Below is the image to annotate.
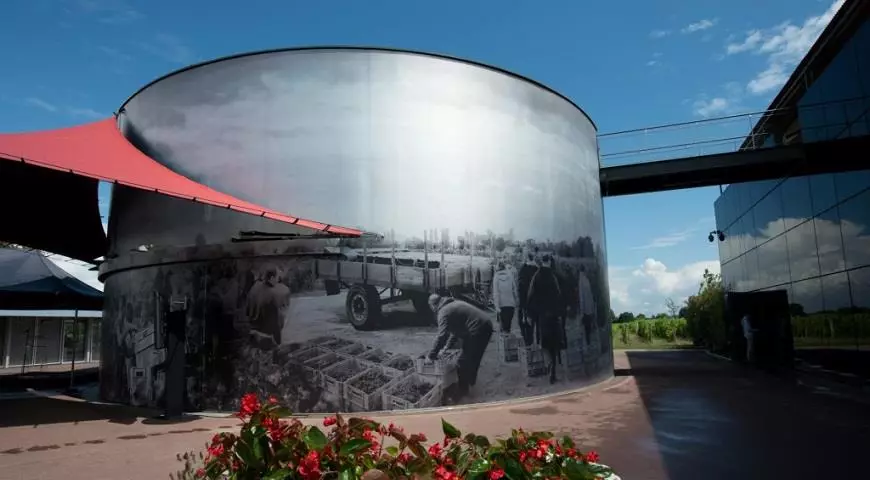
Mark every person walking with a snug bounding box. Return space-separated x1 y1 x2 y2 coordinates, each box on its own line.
577 264 597 346
741 313 758 364
517 253 539 346
427 294 494 399
492 261 518 333
526 254 566 384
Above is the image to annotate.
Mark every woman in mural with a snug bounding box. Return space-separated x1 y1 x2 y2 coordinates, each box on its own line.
577 264 597 346
517 252 539 346
492 261 518 333
526 254 566 384
245 267 291 347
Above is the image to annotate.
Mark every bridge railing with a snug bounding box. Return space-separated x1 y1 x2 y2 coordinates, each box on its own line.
597 96 870 167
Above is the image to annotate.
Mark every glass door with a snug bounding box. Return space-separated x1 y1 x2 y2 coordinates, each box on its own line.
62 318 87 363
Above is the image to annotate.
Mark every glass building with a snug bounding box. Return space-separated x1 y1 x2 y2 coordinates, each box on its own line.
714 2 870 375
0 311 102 370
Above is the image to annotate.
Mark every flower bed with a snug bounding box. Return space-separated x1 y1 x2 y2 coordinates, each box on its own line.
174 393 620 479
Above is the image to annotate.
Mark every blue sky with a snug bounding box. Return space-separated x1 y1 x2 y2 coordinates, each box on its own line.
0 0 844 314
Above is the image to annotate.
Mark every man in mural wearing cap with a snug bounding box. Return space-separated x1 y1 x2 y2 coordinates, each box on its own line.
427 293 494 399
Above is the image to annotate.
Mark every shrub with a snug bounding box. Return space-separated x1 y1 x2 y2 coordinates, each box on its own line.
174 394 618 480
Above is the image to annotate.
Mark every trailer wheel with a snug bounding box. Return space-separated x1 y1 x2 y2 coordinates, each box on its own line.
346 285 381 330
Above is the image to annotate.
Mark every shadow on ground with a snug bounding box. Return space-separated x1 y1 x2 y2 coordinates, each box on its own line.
624 350 870 480
0 397 199 428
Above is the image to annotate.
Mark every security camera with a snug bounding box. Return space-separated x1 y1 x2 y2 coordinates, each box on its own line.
718 231 725 242
708 233 715 243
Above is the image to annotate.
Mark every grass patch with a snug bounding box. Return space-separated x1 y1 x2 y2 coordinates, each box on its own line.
613 337 695 350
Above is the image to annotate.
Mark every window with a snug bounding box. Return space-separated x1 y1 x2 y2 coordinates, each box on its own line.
757 235 790 288
837 188 870 270
810 174 837 216
815 207 845 275
787 220 820 281
834 169 870 203
791 277 824 315
780 176 812 230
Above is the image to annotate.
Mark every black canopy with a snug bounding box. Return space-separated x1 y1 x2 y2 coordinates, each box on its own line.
0 248 102 310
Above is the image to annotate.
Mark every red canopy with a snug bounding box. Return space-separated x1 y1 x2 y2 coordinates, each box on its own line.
0 118 361 259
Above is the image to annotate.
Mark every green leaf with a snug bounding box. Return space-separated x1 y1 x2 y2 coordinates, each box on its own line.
303 426 328 451
559 435 575 449
565 458 592 480
271 406 293 418
262 469 293 480
441 418 461 439
468 458 491 475
339 469 354 480
340 438 372 456
386 446 399 456
503 457 525 480
473 435 491 447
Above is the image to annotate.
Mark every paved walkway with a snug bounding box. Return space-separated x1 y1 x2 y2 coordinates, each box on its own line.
0 350 867 480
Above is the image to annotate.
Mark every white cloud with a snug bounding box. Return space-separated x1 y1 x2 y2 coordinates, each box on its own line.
138 33 195 65
68 107 106 119
609 258 720 315
631 228 696 250
650 29 671 39
682 19 717 34
725 0 845 95
25 97 58 112
23 97 105 119
70 0 143 24
693 97 731 117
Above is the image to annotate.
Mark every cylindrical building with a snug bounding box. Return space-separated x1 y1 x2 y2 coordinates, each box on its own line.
99 47 612 413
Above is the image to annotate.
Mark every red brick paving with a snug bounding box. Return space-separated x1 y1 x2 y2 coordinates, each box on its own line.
0 350 866 480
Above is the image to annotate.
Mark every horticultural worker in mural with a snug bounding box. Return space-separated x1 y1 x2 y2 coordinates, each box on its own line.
245 267 291 347
426 293 494 399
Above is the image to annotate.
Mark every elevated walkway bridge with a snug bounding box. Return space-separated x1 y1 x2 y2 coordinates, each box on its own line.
599 96 870 196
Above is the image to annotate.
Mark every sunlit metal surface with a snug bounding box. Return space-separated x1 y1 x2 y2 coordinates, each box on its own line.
113 48 603 253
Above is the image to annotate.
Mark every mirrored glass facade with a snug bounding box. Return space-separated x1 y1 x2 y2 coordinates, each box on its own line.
714 17 870 375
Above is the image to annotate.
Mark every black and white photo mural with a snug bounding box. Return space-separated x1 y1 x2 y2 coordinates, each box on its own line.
99 47 612 413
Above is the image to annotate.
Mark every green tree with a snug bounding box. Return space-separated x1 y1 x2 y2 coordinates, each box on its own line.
636 313 647 320
665 297 680 318
684 269 727 351
616 311 635 323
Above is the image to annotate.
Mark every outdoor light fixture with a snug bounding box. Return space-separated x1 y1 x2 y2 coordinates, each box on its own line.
708 230 725 243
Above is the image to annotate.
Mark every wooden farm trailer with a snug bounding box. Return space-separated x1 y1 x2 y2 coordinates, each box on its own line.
315 245 494 330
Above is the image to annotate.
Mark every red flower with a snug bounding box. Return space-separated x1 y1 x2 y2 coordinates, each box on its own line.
428 442 443 457
415 432 425 441
206 443 224 458
323 416 337 427
268 396 278 404
519 451 528 462
195 468 205 478
238 393 261 418
585 451 600 463
397 452 412 464
489 468 505 480
567 448 577 458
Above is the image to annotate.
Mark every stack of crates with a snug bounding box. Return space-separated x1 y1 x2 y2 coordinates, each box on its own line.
518 345 548 377
414 349 459 390
344 364 403 412
381 373 442 410
496 332 521 363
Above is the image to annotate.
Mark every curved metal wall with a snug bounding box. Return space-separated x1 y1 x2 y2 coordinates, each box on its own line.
102 48 612 412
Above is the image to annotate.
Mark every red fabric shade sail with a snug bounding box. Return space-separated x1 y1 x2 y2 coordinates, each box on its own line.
0 118 362 240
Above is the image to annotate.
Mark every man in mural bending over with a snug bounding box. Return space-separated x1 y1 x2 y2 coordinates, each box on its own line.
427 293 494 399
246 267 291 347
